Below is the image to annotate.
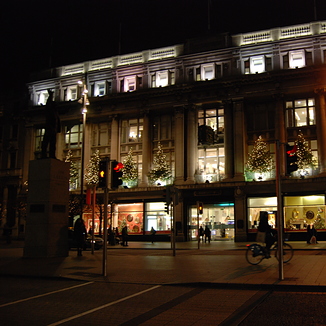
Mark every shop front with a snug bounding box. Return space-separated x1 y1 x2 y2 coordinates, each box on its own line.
81 200 172 239
247 194 326 241
188 202 235 241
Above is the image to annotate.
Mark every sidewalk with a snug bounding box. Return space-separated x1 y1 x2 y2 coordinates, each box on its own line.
1 240 326 289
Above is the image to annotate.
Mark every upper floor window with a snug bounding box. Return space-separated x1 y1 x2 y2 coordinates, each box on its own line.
283 50 305 69
198 108 224 145
94 82 106 97
92 122 110 147
65 124 83 148
153 115 174 141
121 119 143 143
37 90 49 105
188 64 215 82
120 76 140 92
67 86 78 101
290 50 305 68
202 64 214 80
244 56 268 74
35 128 45 152
151 71 175 88
286 98 315 127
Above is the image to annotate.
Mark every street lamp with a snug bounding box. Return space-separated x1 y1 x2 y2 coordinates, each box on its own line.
78 81 90 218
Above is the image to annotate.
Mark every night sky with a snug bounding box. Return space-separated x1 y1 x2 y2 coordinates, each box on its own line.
2 0 326 95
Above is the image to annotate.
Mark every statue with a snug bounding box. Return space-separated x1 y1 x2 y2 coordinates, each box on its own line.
41 89 61 159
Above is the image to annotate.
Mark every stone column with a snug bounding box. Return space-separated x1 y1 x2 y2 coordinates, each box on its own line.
223 100 234 180
110 116 119 161
185 106 196 184
234 187 247 242
140 113 150 187
315 89 326 175
274 94 286 176
174 107 185 185
232 99 245 181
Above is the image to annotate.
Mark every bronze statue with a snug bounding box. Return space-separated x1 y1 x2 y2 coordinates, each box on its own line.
41 89 61 159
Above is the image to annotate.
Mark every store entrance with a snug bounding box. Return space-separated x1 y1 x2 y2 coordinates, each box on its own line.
188 203 234 241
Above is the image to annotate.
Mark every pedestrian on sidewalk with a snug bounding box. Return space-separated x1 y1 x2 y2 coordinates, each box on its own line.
199 226 204 242
122 225 128 246
150 227 156 243
307 224 318 244
74 218 86 256
204 225 211 243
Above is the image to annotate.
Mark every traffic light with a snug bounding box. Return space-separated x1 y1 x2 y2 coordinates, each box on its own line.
111 160 123 189
163 186 172 205
197 202 203 215
286 144 298 175
164 203 170 214
98 159 108 188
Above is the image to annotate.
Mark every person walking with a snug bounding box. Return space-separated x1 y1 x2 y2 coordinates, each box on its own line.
122 225 128 246
199 226 204 242
204 225 211 243
73 217 87 256
150 227 156 243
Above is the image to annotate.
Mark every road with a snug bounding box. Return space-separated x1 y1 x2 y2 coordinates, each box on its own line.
1 276 326 325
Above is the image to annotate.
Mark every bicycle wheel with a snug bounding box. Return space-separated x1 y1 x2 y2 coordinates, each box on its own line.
246 244 264 265
274 243 294 263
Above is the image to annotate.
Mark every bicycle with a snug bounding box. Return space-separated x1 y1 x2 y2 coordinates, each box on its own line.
245 242 294 265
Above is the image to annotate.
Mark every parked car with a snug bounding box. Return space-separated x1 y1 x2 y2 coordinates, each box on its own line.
68 229 104 250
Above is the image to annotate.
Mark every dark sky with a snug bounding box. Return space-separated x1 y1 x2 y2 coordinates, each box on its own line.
2 0 326 95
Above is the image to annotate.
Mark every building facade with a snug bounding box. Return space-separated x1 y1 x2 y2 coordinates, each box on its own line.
3 21 326 241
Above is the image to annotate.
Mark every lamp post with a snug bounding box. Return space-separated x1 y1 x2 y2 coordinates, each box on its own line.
78 81 90 219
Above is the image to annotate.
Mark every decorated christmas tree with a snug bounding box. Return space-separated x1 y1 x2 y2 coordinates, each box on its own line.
295 131 317 172
85 150 100 186
121 148 138 183
245 136 274 174
65 150 79 190
148 142 172 184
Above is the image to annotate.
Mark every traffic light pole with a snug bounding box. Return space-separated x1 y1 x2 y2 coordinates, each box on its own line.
276 140 284 281
102 186 108 277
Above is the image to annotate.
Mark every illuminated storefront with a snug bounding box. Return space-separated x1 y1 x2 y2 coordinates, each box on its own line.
248 195 326 240
188 203 234 241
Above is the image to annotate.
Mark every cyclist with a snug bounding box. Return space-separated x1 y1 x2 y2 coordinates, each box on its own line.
257 211 276 258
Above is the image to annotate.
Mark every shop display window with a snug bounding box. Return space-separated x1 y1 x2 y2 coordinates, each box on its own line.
284 195 325 231
114 203 143 234
248 197 277 229
189 203 234 240
146 202 171 232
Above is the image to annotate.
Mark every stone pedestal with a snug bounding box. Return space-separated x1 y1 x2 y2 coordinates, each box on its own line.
24 159 70 258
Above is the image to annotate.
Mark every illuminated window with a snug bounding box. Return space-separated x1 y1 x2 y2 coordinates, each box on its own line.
202 64 214 80
250 56 265 74
67 86 78 101
151 71 175 88
156 71 168 87
289 50 305 68
37 90 49 105
286 98 315 127
120 152 142 183
121 119 143 143
146 202 171 231
94 82 105 96
198 108 225 132
65 124 83 148
197 147 225 181
125 77 136 92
